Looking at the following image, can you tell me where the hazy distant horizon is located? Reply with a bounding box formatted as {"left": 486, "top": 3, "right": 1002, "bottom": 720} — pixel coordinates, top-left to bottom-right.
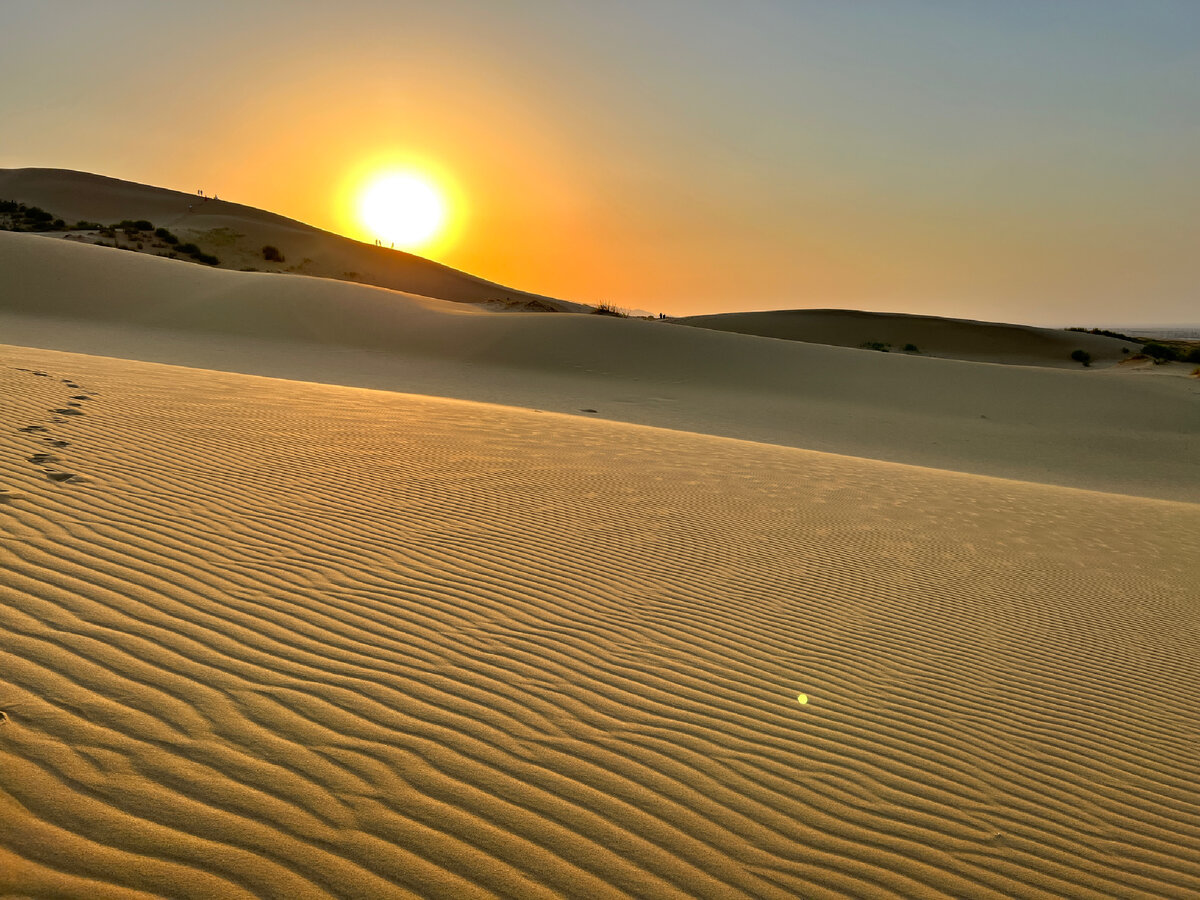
{"left": 3, "top": 1, "right": 1198, "bottom": 326}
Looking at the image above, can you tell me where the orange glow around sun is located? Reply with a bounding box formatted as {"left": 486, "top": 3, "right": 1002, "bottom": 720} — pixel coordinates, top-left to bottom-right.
{"left": 337, "top": 156, "right": 462, "bottom": 256}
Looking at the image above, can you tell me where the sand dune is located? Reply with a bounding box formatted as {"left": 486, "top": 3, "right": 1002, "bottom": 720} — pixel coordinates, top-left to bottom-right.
{"left": 1, "top": 346, "right": 1197, "bottom": 899}
{"left": 3, "top": 231, "right": 1197, "bottom": 501}
{"left": 676, "top": 308, "right": 1142, "bottom": 368}
{"left": 3, "top": 174, "right": 1198, "bottom": 899}
{"left": 0, "top": 168, "right": 582, "bottom": 311}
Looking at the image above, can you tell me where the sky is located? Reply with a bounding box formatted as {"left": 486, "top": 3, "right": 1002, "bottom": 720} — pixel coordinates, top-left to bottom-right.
{"left": 2, "top": 0, "right": 1198, "bottom": 324}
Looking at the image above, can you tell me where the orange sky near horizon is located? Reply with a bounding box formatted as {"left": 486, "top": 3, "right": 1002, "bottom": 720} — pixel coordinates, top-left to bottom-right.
{"left": 2, "top": 2, "right": 1198, "bottom": 325}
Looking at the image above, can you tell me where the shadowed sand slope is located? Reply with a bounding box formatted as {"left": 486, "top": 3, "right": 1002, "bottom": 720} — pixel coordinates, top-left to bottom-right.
{"left": 3, "top": 231, "right": 1198, "bottom": 501}
{"left": 0, "top": 167, "right": 580, "bottom": 310}
{"left": 1, "top": 347, "right": 1198, "bottom": 899}
{"left": 676, "top": 309, "right": 1141, "bottom": 368}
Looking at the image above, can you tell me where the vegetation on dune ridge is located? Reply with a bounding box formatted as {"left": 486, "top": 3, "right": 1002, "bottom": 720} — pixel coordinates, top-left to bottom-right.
{"left": 1067, "top": 326, "right": 1136, "bottom": 342}
{"left": 1, "top": 193, "right": 567, "bottom": 310}
{"left": 1, "top": 198, "right": 222, "bottom": 267}
{"left": 860, "top": 341, "right": 921, "bottom": 354}
{"left": 1139, "top": 342, "right": 1200, "bottom": 364}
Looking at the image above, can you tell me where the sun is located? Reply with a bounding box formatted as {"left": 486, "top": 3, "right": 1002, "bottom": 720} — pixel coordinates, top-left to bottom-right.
{"left": 358, "top": 172, "right": 447, "bottom": 251}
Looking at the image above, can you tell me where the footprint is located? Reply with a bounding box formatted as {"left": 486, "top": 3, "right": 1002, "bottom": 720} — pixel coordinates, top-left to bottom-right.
{"left": 45, "top": 439, "right": 70, "bottom": 448}
{"left": 0, "top": 711, "right": 9, "bottom": 724}
{"left": 28, "top": 453, "right": 58, "bottom": 464}
{"left": 45, "top": 471, "right": 80, "bottom": 483}
{"left": 0, "top": 489, "right": 24, "bottom": 504}
{"left": 18, "top": 425, "right": 48, "bottom": 433}
{"left": 67, "top": 402, "right": 82, "bottom": 407}
{"left": 53, "top": 408, "right": 84, "bottom": 416}
{"left": 70, "top": 395, "right": 90, "bottom": 401}
{"left": 580, "top": 408, "right": 598, "bottom": 413}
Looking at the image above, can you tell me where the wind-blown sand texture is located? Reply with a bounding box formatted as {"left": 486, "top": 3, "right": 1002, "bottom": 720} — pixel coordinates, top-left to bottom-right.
{"left": 1, "top": 347, "right": 1198, "bottom": 899}
{"left": 2, "top": 171, "right": 1200, "bottom": 898}
{"left": 0, "top": 168, "right": 581, "bottom": 310}
{"left": 3, "top": 233, "right": 1197, "bottom": 502}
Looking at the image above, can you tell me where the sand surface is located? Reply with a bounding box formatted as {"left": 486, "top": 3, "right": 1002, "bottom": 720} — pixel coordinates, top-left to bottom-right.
{"left": 2, "top": 174, "right": 1200, "bottom": 898}
{"left": 2, "top": 346, "right": 1198, "bottom": 899}
{"left": 3, "top": 232, "right": 1197, "bottom": 503}
{"left": 676, "top": 309, "right": 1143, "bottom": 368}
{"left": 0, "top": 168, "right": 581, "bottom": 311}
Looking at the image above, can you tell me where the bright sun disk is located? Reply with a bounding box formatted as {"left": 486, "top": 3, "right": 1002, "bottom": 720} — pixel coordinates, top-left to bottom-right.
{"left": 359, "top": 172, "right": 446, "bottom": 251}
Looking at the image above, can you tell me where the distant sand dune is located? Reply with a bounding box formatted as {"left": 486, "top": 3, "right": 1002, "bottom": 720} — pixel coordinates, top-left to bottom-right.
{"left": 676, "top": 308, "right": 1142, "bottom": 368}
{"left": 3, "top": 231, "right": 1198, "bottom": 501}
{"left": 1, "top": 348, "right": 1197, "bottom": 898}
{"left": 0, "top": 167, "right": 582, "bottom": 310}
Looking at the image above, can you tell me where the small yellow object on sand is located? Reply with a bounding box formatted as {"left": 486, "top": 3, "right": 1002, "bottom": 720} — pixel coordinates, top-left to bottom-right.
{"left": 797, "top": 693, "right": 808, "bottom": 705}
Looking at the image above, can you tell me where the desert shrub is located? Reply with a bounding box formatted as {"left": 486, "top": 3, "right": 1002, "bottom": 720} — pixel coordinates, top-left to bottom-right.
{"left": 155, "top": 228, "right": 179, "bottom": 245}
{"left": 861, "top": 341, "right": 891, "bottom": 352}
{"left": 176, "top": 242, "right": 201, "bottom": 256}
{"left": 592, "top": 302, "right": 627, "bottom": 317}
{"left": 133, "top": 219, "right": 153, "bottom": 231}
{"left": 1185, "top": 347, "right": 1200, "bottom": 364}
{"left": 1141, "top": 342, "right": 1180, "bottom": 363}
{"left": 1068, "top": 326, "right": 1135, "bottom": 341}
{"left": 193, "top": 252, "right": 219, "bottom": 266}
{"left": 903, "top": 343, "right": 920, "bottom": 353}
{"left": 262, "top": 244, "right": 284, "bottom": 262}
{"left": 24, "top": 206, "right": 53, "bottom": 223}
{"left": 0, "top": 200, "right": 18, "bottom": 213}
{"left": 1070, "top": 349, "right": 1092, "bottom": 367}
{"left": 52, "top": 218, "right": 65, "bottom": 229}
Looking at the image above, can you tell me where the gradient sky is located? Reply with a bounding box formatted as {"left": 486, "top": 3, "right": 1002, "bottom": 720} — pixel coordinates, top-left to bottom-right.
{"left": 3, "top": 1, "right": 1198, "bottom": 324}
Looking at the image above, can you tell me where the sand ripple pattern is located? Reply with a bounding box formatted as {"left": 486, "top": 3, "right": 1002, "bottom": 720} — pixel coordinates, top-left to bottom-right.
{"left": 1, "top": 348, "right": 1198, "bottom": 899}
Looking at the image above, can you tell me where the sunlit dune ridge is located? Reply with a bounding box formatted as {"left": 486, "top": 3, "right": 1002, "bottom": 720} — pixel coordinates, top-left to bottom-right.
{"left": 1, "top": 347, "right": 1198, "bottom": 899}
{"left": 2, "top": 231, "right": 1197, "bottom": 501}
{"left": 0, "top": 167, "right": 580, "bottom": 310}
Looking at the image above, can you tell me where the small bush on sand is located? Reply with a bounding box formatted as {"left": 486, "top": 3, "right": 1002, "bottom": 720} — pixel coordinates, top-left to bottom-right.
{"left": 903, "top": 343, "right": 920, "bottom": 353}
{"left": 1070, "top": 349, "right": 1092, "bottom": 367}
{"left": 1185, "top": 347, "right": 1200, "bottom": 364}
{"left": 861, "top": 341, "right": 891, "bottom": 352}
{"left": 1142, "top": 342, "right": 1180, "bottom": 363}
{"left": 593, "top": 302, "right": 627, "bottom": 317}
{"left": 262, "top": 245, "right": 285, "bottom": 262}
